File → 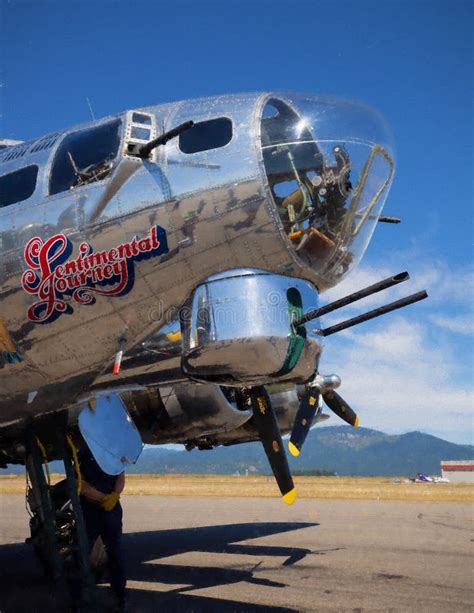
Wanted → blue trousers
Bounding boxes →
[81,500,126,600]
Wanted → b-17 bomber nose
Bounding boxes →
[259,93,395,291]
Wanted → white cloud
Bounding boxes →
[306,238,474,445]
[319,312,474,445]
[323,260,473,309]
[430,314,474,336]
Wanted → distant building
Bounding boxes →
[440,460,474,483]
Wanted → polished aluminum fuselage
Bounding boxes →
[0,93,324,429]
[0,90,395,447]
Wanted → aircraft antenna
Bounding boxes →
[86,97,96,121]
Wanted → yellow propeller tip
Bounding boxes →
[354,416,360,428]
[282,488,297,505]
[288,442,300,457]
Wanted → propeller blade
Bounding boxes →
[288,387,320,457]
[248,386,296,505]
[323,390,359,427]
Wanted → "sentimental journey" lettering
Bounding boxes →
[21,226,169,324]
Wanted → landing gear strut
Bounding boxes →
[25,425,97,610]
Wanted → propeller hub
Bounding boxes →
[311,373,341,394]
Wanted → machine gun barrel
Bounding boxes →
[321,290,428,337]
[378,215,401,224]
[137,120,195,158]
[293,271,410,327]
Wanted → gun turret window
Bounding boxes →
[132,113,152,125]
[0,165,38,207]
[179,117,232,154]
[130,126,151,140]
[49,119,121,195]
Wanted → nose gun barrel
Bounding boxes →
[320,290,428,337]
[294,271,410,327]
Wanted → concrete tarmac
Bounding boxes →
[0,494,472,612]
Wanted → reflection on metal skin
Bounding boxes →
[140,319,183,356]
[182,269,323,385]
[78,393,143,474]
[122,383,251,445]
[311,373,341,393]
[93,268,323,390]
[90,317,187,392]
[0,92,394,429]
[189,386,328,448]
[122,383,326,448]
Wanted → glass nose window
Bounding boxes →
[261,96,395,289]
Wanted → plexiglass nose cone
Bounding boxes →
[260,93,395,290]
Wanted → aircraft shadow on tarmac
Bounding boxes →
[0,521,322,612]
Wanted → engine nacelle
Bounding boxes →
[121,383,250,445]
[122,382,326,448]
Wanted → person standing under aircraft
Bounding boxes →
[78,443,128,612]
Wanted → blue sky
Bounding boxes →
[2,0,473,443]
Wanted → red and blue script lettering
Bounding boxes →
[21,225,169,324]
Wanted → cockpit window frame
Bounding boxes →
[48,118,123,196]
[0,164,39,208]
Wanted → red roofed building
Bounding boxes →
[441,460,474,483]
